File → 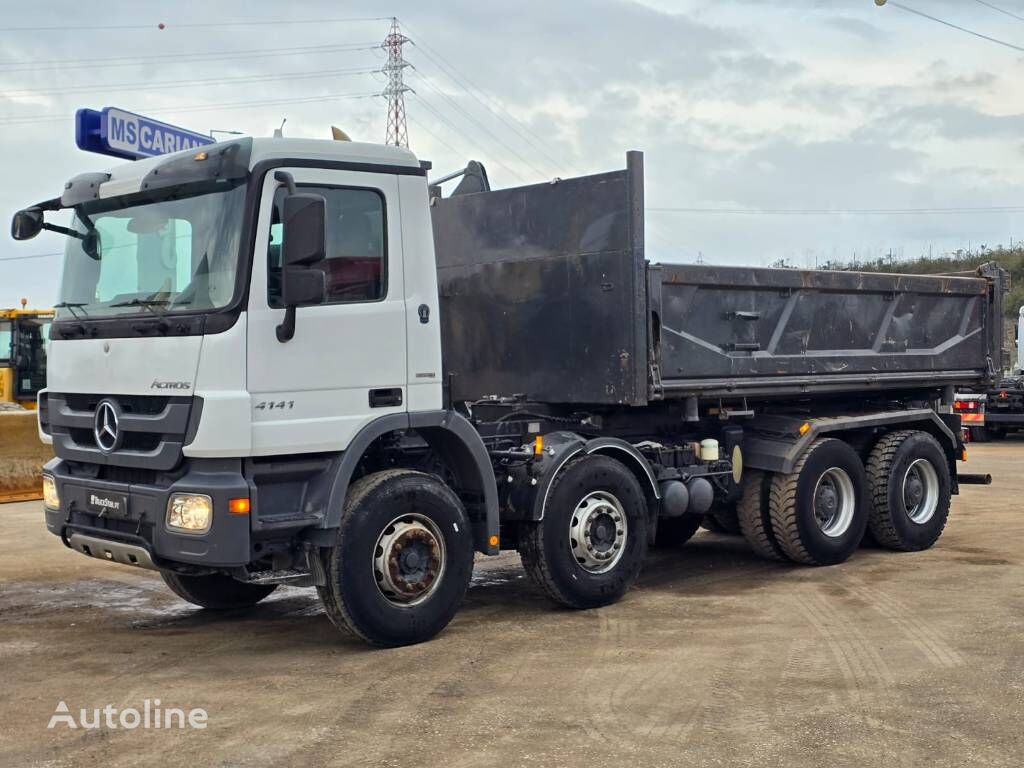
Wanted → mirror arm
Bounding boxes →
[274,170,297,195]
[273,170,298,343]
[272,174,326,344]
[276,306,297,343]
[41,222,84,241]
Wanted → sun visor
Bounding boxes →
[138,137,253,195]
[60,172,112,207]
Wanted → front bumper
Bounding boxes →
[982,410,1024,425]
[43,457,252,569]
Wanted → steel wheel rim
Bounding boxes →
[372,513,446,607]
[902,458,939,524]
[569,490,628,574]
[813,467,856,538]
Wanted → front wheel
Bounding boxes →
[702,504,741,535]
[520,455,648,609]
[653,514,703,548]
[318,469,474,647]
[161,572,277,610]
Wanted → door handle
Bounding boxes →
[369,388,403,408]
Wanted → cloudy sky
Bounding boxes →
[2,0,1024,307]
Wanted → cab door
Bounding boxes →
[246,168,407,455]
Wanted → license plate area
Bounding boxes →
[86,489,132,521]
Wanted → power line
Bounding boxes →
[647,205,1024,215]
[0,252,62,262]
[382,18,411,147]
[0,91,378,125]
[410,70,549,179]
[410,93,526,182]
[1,66,378,98]
[407,115,467,158]
[0,17,390,33]
[402,21,565,176]
[0,42,379,72]
[885,2,1024,54]
[972,0,1024,24]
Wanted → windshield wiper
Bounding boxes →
[109,298,170,317]
[53,301,90,320]
[109,297,192,317]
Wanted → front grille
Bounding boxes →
[69,509,154,538]
[64,393,170,416]
[69,427,162,452]
[96,465,161,485]
[48,392,195,471]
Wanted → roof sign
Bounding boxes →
[75,107,214,160]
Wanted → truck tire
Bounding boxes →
[865,430,951,552]
[653,514,703,547]
[702,505,741,535]
[737,470,787,562]
[520,455,648,609]
[161,572,277,610]
[968,426,989,443]
[317,469,474,647]
[768,438,868,566]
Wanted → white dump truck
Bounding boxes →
[11,137,1002,645]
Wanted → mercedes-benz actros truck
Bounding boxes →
[11,138,1004,646]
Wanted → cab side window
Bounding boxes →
[268,185,386,307]
[0,320,11,365]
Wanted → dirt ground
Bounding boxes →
[0,444,1022,768]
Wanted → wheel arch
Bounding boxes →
[533,436,660,521]
[322,412,500,554]
[744,409,961,486]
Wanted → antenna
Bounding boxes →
[381,17,411,147]
[274,118,287,138]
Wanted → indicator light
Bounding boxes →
[228,498,251,515]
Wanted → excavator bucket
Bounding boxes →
[0,409,51,503]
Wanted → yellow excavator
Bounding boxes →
[1,303,54,503]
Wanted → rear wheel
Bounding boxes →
[865,430,951,551]
[520,455,648,608]
[318,469,474,647]
[161,572,277,610]
[768,438,868,566]
[737,470,787,561]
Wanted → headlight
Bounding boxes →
[166,493,213,533]
[42,475,60,510]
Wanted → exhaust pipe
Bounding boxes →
[958,473,992,485]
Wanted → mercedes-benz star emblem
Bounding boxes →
[93,400,121,453]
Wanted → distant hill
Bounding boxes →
[828,248,1022,320]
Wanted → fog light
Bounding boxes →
[166,493,213,533]
[42,475,60,510]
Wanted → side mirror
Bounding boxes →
[281,266,326,307]
[281,193,327,269]
[11,208,43,241]
[275,182,328,342]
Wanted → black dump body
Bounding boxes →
[432,152,1006,407]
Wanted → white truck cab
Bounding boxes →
[43,139,443,456]
[15,138,498,645]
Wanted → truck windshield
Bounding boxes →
[56,182,247,320]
